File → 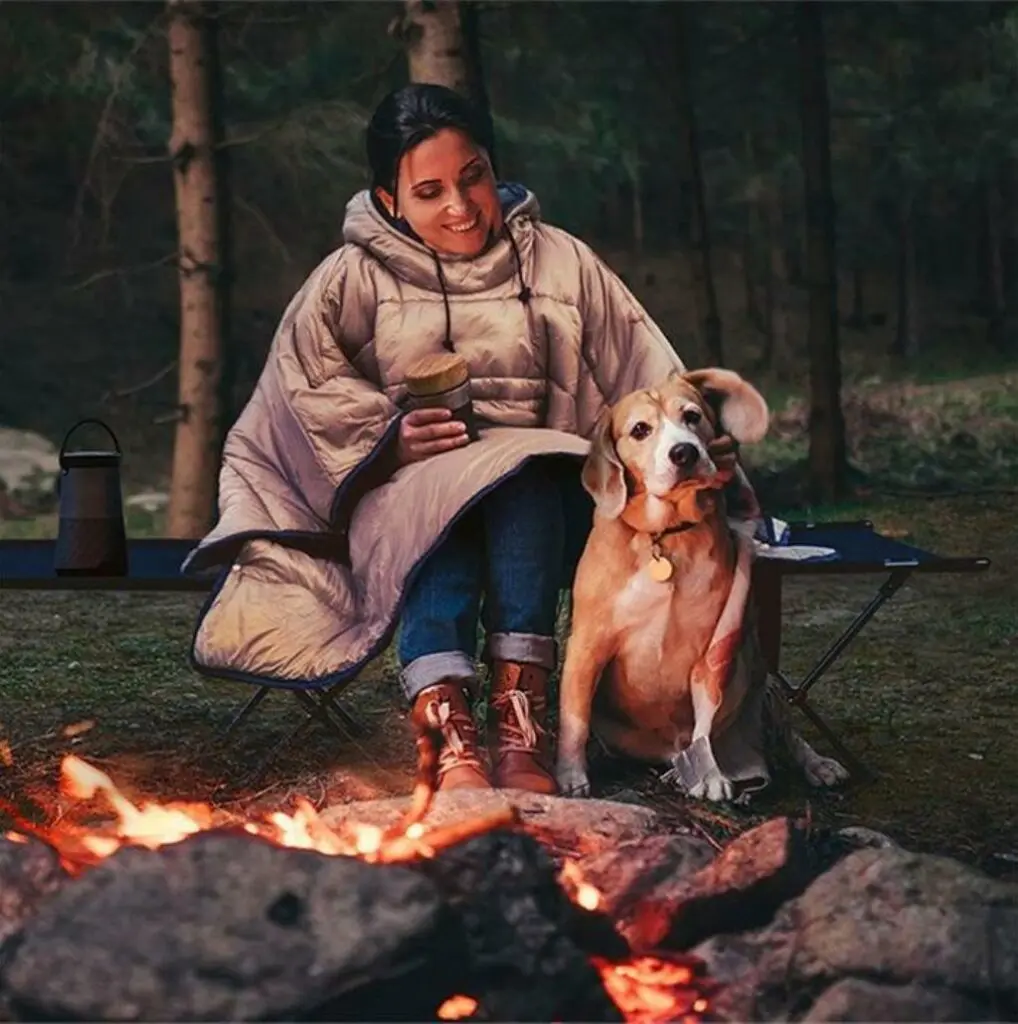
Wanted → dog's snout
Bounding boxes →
[668,442,699,468]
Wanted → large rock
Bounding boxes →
[1,830,455,1021]
[694,847,1018,1021]
[0,827,623,1023]
[573,833,717,917]
[0,428,59,504]
[0,837,67,944]
[619,817,823,952]
[804,978,996,1022]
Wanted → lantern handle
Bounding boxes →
[59,419,123,469]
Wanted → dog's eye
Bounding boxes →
[630,421,652,441]
[683,408,703,426]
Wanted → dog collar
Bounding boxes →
[653,521,699,542]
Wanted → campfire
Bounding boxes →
[0,754,717,1023]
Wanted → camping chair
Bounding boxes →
[0,538,368,783]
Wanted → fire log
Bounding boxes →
[618,817,821,951]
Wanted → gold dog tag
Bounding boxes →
[648,554,674,582]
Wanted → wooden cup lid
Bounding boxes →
[404,352,469,396]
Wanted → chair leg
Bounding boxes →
[291,689,359,742]
[220,686,271,738]
[239,716,318,788]
[316,687,367,737]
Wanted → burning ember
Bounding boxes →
[1,754,715,1022]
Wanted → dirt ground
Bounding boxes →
[1,492,1015,880]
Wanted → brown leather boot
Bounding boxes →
[410,682,492,790]
[488,661,558,794]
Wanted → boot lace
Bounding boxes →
[492,689,545,753]
[424,697,482,776]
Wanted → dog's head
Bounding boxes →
[582,367,769,520]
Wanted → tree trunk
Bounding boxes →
[672,3,723,365]
[741,132,765,336]
[846,268,867,330]
[783,210,805,287]
[762,183,790,376]
[166,0,226,539]
[985,177,1007,349]
[795,1,848,504]
[396,0,496,165]
[1007,157,1018,310]
[893,193,919,359]
[624,149,644,256]
[741,233,764,336]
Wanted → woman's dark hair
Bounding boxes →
[365,83,496,210]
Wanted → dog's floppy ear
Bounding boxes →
[582,407,627,519]
[681,367,770,444]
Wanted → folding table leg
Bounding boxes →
[789,568,912,704]
[772,666,876,781]
[773,568,914,783]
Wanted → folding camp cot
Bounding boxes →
[0,521,990,781]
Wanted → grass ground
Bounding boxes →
[1,373,1016,880]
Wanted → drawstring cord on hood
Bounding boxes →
[503,225,532,305]
[427,222,532,352]
[429,249,455,352]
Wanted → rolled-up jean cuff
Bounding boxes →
[487,632,557,670]
[400,651,477,703]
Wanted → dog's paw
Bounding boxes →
[803,753,850,788]
[556,762,591,798]
[687,767,736,803]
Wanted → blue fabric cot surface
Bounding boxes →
[0,538,194,582]
[786,524,941,565]
[0,526,949,584]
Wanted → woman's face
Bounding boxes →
[377,127,503,257]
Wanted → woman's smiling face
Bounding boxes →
[376,127,503,257]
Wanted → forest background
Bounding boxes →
[1,2,1017,872]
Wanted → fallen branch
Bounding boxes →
[66,253,176,292]
[152,408,186,426]
[100,361,177,403]
[379,805,521,863]
[67,14,164,251]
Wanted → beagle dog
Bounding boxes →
[556,368,849,803]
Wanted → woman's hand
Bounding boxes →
[397,407,470,465]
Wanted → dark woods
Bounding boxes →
[1,1,1016,529]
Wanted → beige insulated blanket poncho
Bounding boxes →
[183,186,686,688]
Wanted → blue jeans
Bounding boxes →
[398,457,593,701]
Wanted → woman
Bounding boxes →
[183,83,699,794]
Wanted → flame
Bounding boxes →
[594,955,712,1023]
[3,755,447,874]
[558,857,603,911]
[2,754,713,1022]
[437,994,478,1020]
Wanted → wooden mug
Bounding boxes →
[403,352,480,442]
